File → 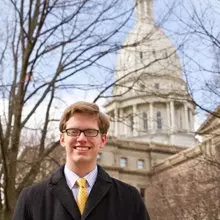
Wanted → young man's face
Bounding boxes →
[60,113,107,170]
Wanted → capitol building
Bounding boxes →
[99,0,197,196]
[94,0,220,219]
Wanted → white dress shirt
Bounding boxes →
[64,165,98,201]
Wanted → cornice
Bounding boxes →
[102,165,150,177]
[147,142,211,176]
[197,105,220,134]
[107,137,185,154]
[104,93,193,109]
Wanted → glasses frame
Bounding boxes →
[63,128,100,137]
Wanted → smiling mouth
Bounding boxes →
[74,147,91,151]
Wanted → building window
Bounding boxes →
[137,159,144,169]
[156,111,162,129]
[138,80,145,90]
[120,157,127,168]
[164,51,168,58]
[140,83,145,90]
[140,188,145,200]
[142,112,148,130]
[129,115,134,132]
[97,152,102,162]
[140,51,143,60]
[152,49,156,56]
[155,83,159,89]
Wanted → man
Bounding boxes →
[13,101,151,220]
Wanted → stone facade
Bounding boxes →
[104,0,197,147]
[146,137,220,219]
[98,137,186,204]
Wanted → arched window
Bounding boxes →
[129,114,134,132]
[139,51,143,60]
[152,49,156,57]
[154,83,159,89]
[156,111,162,129]
[143,112,148,130]
[163,51,168,58]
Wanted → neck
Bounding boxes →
[66,161,96,177]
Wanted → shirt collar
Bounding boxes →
[64,165,98,189]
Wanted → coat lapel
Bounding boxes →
[49,166,81,220]
[82,166,112,220]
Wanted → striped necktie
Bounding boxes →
[77,178,88,215]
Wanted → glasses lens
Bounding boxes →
[84,129,99,137]
[66,128,80,136]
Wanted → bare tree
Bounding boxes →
[1,0,219,219]
[0,0,135,218]
[160,0,220,117]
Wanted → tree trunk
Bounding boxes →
[0,209,12,220]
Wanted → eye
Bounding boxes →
[86,129,95,135]
[84,129,99,137]
[67,128,79,136]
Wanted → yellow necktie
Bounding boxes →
[77,178,88,215]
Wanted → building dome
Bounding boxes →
[114,0,186,98]
[105,0,196,147]
[115,24,183,80]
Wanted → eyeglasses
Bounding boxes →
[63,128,100,137]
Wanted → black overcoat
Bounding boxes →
[12,165,150,220]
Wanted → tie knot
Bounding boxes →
[77,178,87,188]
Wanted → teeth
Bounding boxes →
[75,147,89,151]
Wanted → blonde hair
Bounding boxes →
[59,101,110,134]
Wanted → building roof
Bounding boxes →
[197,105,220,135]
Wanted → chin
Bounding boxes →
[73,156,90,164]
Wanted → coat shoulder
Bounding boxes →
[110,176,141,200]
[98,165,140,198]
[19,177,50,203]
[21,165,63,197]
[110,177,150,219]
[111,177,138,191]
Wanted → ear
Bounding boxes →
[100,134,107,149]
[60,133,65,147]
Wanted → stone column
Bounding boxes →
[149,103,154,132]
[166,102,170,132]
[109,112,114,136]
[119,108,124,136]
[170,101,175,132]
[184,103,189,131]
[133,104,138,136]
[114,108,118,136]
[190,108,195,132]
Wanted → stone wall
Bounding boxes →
[146,139,220,220]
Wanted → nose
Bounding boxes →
[76,131,87,142]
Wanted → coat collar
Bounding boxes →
[83,165,112,219]
[49,165,81,220]
[49,165,112,220]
